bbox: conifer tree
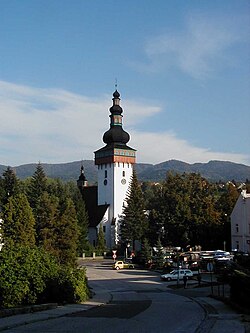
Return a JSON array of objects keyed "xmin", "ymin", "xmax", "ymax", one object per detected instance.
[
  {"xmin": 141, "ymin": 238, "xmax": 152, "ymax": 263},
  {"xmin": 28, "ymin": 163, "xmax": 47, "ymax": 209},
  {"xmin": 2, "ymin": 193, "xmax": 36, "ymax": 247},
  {"xmin": 35, "ymin": 192, "xmax": 59, "ymax": 250},
  {"xmin": 71, "ymin": 187, "xmax": 89, "ymax": 256},
  {"xmin": 1, "ymin": 167, "xmax": 20, "ymax": 206},
  {"xmin": 55, "ymin": 198, "xmax": 79, "ymax": 266},
  {"xmin": 96, "ymin": 223, "xmax": 106, "ymax": 254},
  {"xmin": 120, "ymin": 169, "xmax": 148, "ymax": 249}
]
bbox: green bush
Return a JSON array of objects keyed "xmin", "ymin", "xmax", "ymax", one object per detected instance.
[
  {"xmin": 0, "ymin": 245, "xmax": 58, "ymax": 308},
  {"xmin": 38, "ymin": 266, "xmax": 90, "ymax": 304},
  {"xmin": 0, "ymin": 245, "xmax": 90, "ymax": 308}
]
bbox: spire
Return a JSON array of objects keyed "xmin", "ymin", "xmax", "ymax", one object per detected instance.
[
  {"xmin": 77, "ymin": 164, "xmax": 88, "ymax": 190},
  {"xmin": 103, "ymin": 90, "xmax": 130, "ymax": 145}
]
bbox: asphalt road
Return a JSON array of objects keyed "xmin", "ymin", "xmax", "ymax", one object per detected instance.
[{"xmin": 5, "ymin": 260, "xmax": 207, "ymax": 333}]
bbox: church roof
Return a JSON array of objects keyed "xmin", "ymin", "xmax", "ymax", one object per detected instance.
[{"xmin": 82, "ymin": 186, "xmax": 109, "ymax": 228}]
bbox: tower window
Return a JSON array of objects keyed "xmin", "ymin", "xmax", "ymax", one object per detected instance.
[
  {"xmin": 103, "ymin": 226, "xmax": 106, "ymax": 233},
  {"xmin": 236, "ymin": 241, "xmax": 239, "ymax": 250},
  {"xmin": 118, "ymin": 162, "xmax": 120, "ymax": 167},
  {"xmin": 105, "ymin": 170, "xmax": 107, "ymax": 178},
  {"xmin": 236, "ymin": 224, "xmax": 239, "ymax": 233},
  {"xmin": 122, "ymin": 171, "xmax": 125, "ymax": 177}
]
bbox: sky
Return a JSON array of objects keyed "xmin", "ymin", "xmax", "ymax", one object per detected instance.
[{"xmin": 0, "ymin": 0, "xmax": 249, "ymax": 167}]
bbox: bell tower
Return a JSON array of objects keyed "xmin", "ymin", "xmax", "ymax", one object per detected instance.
[{"xmin": 94, "ymin": 90, "xmax": 136, "ymax": 247}]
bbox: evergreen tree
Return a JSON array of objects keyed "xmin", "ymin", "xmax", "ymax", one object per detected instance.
[
  {"xmin": 120, "ymin": 170, "xmax": 148, "ymax": 249},
  {"xmin": 141, "ymin": 238, "xmax": 152, "ymax": 263},
  {"xmin": 2, "ymin": 193, "xmax": 36, "ymax": 247},
  {"xmin": 155, "ymin": 237, "xmax": 165, "ymax": 268},
  {"xmin": 70, "ymin": 186, "xmax": 89, "ymax": 256},
  {"xmin": 55, "ymin": 198, "xmax": 79, "ymax": 266},
  {"xmin": 96, "ymin": 223, "xmax": 106, "ymax": 254},
  {"xmin": 1, "ymin": 167, "xmax": 20, "ymax": 207},
  {"xmin": 28, "ymin": 163, "xmax": 47, "ymax": 209},
  {"xmin": 35, "ymin": 192, "xmax": 59, "ymax": 250}
]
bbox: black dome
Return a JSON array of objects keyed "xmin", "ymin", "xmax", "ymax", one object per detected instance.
[
  {"xmin": 113, "ymin": 90, "xmax": 120, "ymax": 98},
  {"xmin": 103, "ymin": 127, "xmax": 130, "ymax": 145}
]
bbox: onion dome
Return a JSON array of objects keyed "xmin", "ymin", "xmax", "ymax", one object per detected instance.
[{"xmin": 103, "ymin": 90, "xmax": 130, "ymax": 145}]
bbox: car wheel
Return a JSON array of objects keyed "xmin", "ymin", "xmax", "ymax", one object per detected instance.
[
  {"xmin": 129, "ymin": 265, "xmax": 133, "ymax": 269},
  {"xmin": 116, "ymin": 266, "xmax": 120, "ymax": 270},
  {"xmin": 167, "ymin": 277, "xmax": 171, "ymax": 281}
]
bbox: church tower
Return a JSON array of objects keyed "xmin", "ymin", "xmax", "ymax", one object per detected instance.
[{"xmin": 95, "ymin": 90, "xmax": 136, "ymax": 248}]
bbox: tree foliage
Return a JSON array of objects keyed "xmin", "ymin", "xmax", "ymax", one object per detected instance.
[
  {"xmin": 147, "ymin": 172, "xmax": 224, "ymax": 250},
  {"xmin": 2, "ymin": 193, "xmax": 36, "ymax": 247},
  {"xmin": 120, "ymin": 170, "xmax": 148, "ymax": 248},
  {"xmin": 0, "ymin": 245, "xmax": 89, "ymax": 308},
  {"xmin": 0, "ymin": 167, "xmax": 20, "ymax": 207},
  {"xmin": 96, "ymin": 223, "xmax": 107, "ymax": 254}
]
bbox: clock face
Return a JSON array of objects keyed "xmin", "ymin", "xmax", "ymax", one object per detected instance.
[
  {"xmin": 104, "ymin": 179, "xmax": 107, "ymax": 185},
  {"xmin": 121, "ymin": 178, "xmax": 126, "ymax": 185}
]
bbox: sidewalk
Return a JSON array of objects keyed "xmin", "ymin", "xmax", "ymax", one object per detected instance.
[
  {"xmin": 167, "ymin": 277, "xmax": 248, "ymax": 333},
  {"xmin": 0, "ymin": 291, "xmax": 111, "ymax": 332}
]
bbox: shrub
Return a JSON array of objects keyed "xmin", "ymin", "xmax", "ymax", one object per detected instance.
[
  {"xmin": 0, "ymin": 246, "xmax": 90, "ymax": 308},
  {"xmin": 38, "ymin": 266, "xmax": 90, "ymax": 304},
  {"xmin": 0, "ymin": 245, "xmax": 59, "ymax": 308}
]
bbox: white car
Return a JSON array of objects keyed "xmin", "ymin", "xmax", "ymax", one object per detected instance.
[{"xmin": 161, "ymin": 269, "xmax": 193, "ymax": 281}]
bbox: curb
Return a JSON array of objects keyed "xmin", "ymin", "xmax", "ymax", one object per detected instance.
[{"xmin": 0, "ymin": 303, "xmax": 57, "ymax": 318}]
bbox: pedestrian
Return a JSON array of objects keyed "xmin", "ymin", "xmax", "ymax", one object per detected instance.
[{"xmin": 183, "ymin": 274, "xmax": 188, "ymax": 288}]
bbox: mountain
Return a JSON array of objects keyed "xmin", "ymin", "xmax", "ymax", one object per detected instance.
[{"xmin": 0, "ymin": 159, "xmax": 249, "ymax": 183}]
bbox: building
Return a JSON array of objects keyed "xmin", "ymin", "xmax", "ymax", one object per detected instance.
[
  {"xmin": 231, "ymin": 189, "xmax": 250, "ymax": 253},
  {"xmin": 77, "ymin": 90, "xmax": 136, "ymax": 249}
]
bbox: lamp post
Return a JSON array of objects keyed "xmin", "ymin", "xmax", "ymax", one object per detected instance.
[{"xmin": 125, "ymin": 240, "xmax": 130, "ymax": 259}]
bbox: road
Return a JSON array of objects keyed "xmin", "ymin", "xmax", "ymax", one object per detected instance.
[{"xmin": 5, "ymin": 260, "xmax": 206, "ymax": 333}]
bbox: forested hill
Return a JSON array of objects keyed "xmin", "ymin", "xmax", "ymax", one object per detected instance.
[{"xmin": 0, "ymin": 159, "xmax": 249, "ymax": 183}]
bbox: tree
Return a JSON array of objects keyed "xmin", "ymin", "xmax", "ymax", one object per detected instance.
[
  {"xmin": 35, "ymin": 192, "xmax": 59, "ymax": 250},
  {"xmin": 140, "ymin": 238, "xmax": 152, "ymax": 263},
  {"xmin": 0, "ymin": 167, "xmax": 20, "ymax": 207},
  {"xmin": 120, "ymin": 170, "xmax": 148, "ymax": 249},
  {"xmin": 55, "ymin": 198, "xmax": 79, "ymax": 266},
  {"xmin": 28, "ymin": 163, "xmax": 47, "ymax": 209},
  {"xmin": 147, "ymin": 172, "xmax": 224, "ymax": 250},
  {"xmin": 70, "ymin": 186, "xmax": 89, "ymax": 256},
  {"xmin": 2, "ymin": 193, "xmax": 36, "ymax": 248},
  {"xmin": 96, "ymin": 223, "xmax": 107, "ymax": 254}
]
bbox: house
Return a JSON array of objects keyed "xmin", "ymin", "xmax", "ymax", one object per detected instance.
[{"xmin": 231, "ymin": 189, "xmax": 250, "ymax": 253}]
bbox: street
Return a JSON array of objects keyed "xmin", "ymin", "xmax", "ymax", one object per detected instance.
[{"xmin": 5, "ymin": 260, "xmax": 206, "ymax": 333}]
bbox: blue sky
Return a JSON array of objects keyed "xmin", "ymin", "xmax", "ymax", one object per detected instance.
[{"xmin": 0, "ymin": 0, "xmax": 249, "ymax": 166}]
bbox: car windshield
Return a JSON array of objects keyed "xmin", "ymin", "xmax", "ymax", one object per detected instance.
[{"xmin": 170, "ymin": 270, "xmax": 177, "ymax": 275}]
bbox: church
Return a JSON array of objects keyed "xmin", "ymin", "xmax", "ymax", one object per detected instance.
[{"xmin": 77, "ymin": 90, "xmax": 136, "ymax": 249}]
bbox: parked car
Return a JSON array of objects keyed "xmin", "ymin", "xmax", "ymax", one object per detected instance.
[
  {"xmin": 112, "ymin": 261, "xmax": 135, "ymax": 270},
  {"xmin": 161, "ymin": 269, "xmax": 193, "ymax": 281}
]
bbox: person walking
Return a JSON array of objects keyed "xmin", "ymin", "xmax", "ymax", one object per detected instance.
[{"xmin": 183, "ymin": 274, "xmax": 188, "ymax": 289}]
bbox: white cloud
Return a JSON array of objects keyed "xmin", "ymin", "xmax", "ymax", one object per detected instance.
[
  {"xmin": 134, "ymin": 13, "xmax": 247, "ymax": 79},
  {"xmin": 130, "ymin": 131, "xmax": 249, "ymax": 165},
  {"xmin": 0, "ymin": 80, "xmax": 249, "ymax": 166}
]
